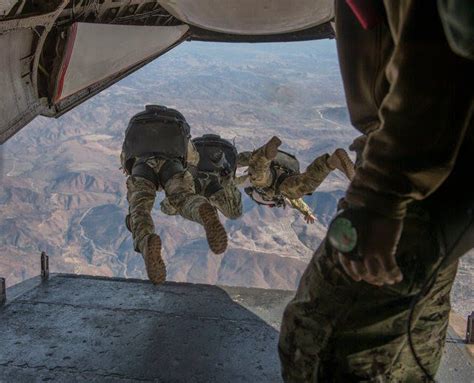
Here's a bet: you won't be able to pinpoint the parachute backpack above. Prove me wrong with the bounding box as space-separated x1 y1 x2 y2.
272 150 300 175
192 134 238 177
245 149 301 208
121 105 191 175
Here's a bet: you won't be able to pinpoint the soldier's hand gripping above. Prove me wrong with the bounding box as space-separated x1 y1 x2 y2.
329 208 404 286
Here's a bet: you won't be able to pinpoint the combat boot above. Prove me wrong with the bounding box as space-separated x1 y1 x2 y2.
142 233 167 285
262 136 282 160
251 136 282 163
248 136 282 187
199 203 228 254
329 148 355 180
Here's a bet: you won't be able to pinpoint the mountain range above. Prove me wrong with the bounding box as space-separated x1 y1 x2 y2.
0 40 471 317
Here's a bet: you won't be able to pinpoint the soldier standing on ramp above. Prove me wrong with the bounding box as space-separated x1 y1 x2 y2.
237 136 355 222
279 1 473 381
121 105 227 285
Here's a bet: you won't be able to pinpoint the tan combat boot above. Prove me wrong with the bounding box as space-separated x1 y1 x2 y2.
329 148 356 180
199 203 228 254
142 234 167 285
262 135 282 160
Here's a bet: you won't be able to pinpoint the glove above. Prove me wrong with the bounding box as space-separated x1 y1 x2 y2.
328 207 404 286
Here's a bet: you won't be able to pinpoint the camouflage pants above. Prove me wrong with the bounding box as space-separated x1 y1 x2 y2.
126 158 208 253
208 184 242 219
161 173 242 220
248 149 332 200
279 206 459 382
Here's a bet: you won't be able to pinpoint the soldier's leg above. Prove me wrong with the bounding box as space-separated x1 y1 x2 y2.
279 239 357 382
248 136 282 187
164 169 228 254
164 169 208 224
126 176 156 253
280 150 355 200
126 175 166 284
279 206 456 382
279 154 333 200
389 260 458 381
208 183 243 220
327 149 355 180
325 258 459 382
160 197 178 216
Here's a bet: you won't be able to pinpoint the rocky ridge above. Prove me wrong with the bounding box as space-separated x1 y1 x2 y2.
0 40 471 316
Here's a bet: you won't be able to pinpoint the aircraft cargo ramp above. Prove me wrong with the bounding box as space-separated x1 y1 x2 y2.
0 274 472 382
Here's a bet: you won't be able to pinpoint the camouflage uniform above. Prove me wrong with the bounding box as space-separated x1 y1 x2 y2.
286 198 313 218
279 203 460 382
279 0 473 381
238 172 314 219
161 143 242 220
126 156 209 254
237 151 330 219
160 174 242 220
240 150 332 200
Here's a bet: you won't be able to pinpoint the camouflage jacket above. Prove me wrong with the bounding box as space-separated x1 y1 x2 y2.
237 174 314 219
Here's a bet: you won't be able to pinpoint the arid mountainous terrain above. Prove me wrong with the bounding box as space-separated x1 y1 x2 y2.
0 40 471 316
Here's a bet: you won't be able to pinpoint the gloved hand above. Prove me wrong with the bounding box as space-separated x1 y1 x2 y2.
304 213 316 224
329 207 404 286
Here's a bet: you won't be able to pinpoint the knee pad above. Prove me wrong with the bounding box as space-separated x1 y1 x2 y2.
131 162 160 187
204 178 224 198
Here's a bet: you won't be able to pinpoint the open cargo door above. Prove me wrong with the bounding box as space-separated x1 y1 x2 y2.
53 23 189 104
0 0 334 144
0 21 188 143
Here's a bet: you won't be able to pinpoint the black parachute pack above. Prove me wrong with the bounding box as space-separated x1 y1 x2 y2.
272 150 300 175
121 105 191 174
245 150 300 208
192 134 238 177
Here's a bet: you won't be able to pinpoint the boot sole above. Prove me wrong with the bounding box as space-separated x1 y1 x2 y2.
145 235 166 285
199 203 228 254
334 149 355 180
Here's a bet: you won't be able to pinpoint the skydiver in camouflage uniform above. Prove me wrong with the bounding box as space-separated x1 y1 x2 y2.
161 134 242 221
237 136 354 223
279 1 474 382
122 105 228 285
238 172 317 223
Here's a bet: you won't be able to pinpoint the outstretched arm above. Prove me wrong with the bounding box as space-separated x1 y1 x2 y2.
287 198 316 224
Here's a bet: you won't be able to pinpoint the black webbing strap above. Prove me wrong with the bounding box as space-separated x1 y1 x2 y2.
131 161 160 187
159 159 184 186
274 169 290 193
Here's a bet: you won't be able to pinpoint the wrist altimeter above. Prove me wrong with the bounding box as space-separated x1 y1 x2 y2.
327 208 364 261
